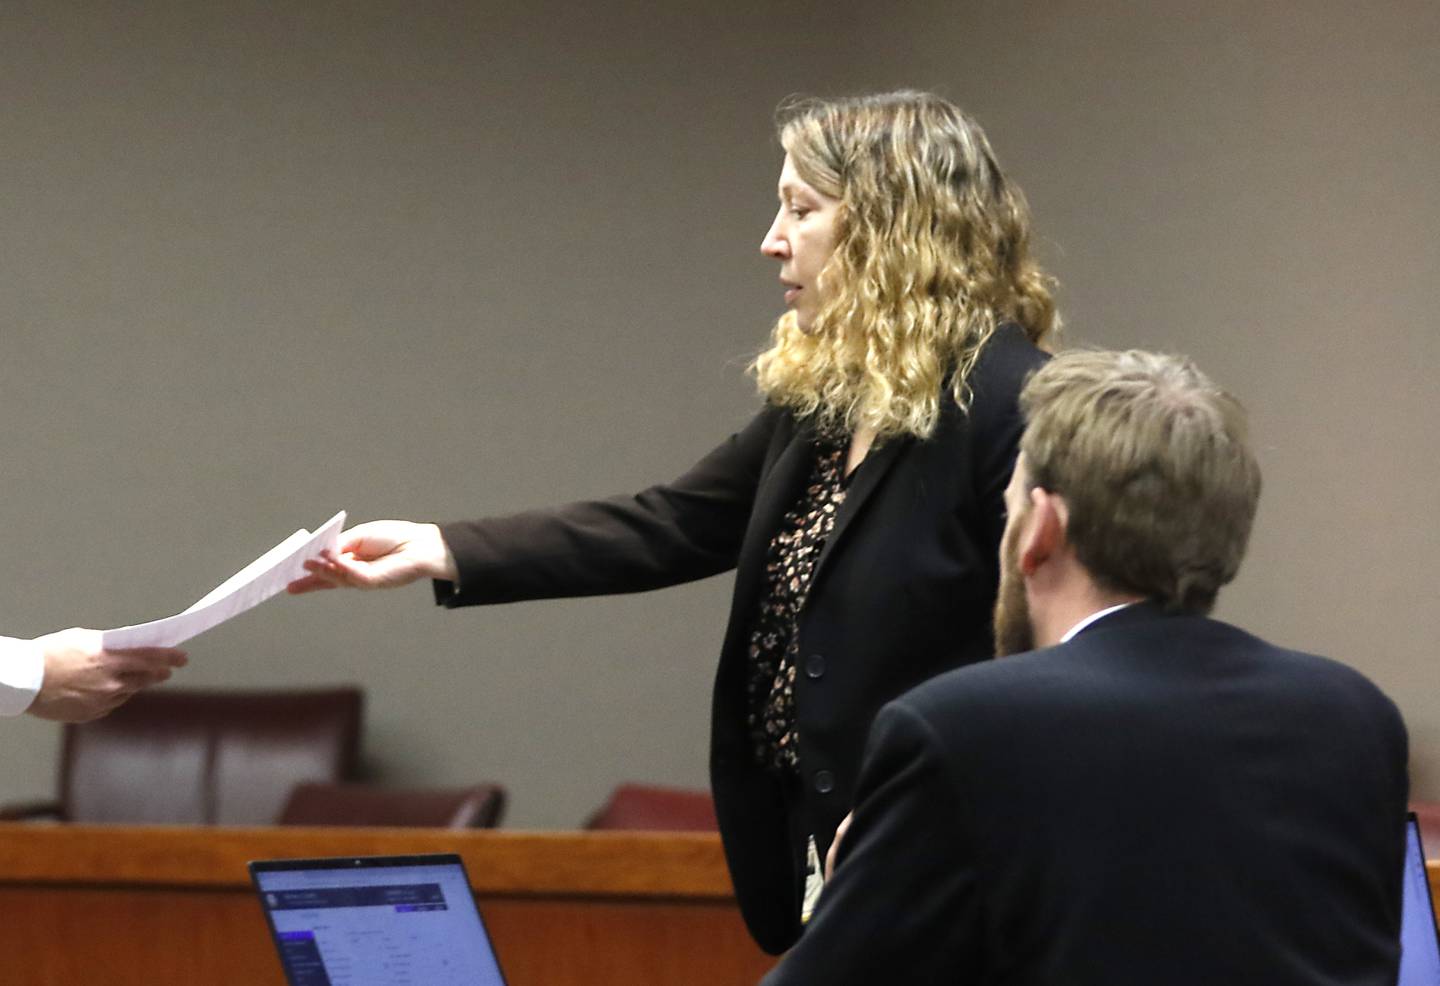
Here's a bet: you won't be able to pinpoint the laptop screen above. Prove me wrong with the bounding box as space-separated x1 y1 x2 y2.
250 854 507 986
1400 814 1440 986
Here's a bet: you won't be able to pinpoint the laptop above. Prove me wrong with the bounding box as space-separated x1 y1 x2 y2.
1401 812 1440 986
250 854 507 986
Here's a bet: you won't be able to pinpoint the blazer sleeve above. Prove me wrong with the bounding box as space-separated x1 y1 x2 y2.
433 406 781 606
761 699 983 986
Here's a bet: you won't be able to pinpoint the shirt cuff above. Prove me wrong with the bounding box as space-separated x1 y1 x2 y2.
0 635 45 716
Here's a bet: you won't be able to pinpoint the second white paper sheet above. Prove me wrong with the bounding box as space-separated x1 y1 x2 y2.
101 510 347 649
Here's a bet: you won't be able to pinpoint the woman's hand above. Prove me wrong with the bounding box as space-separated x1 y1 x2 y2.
286 520 458 593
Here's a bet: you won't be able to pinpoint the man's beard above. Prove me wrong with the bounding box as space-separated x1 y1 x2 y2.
993 534 1034 657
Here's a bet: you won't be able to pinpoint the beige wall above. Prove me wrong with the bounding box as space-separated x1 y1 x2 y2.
1 0 1435 827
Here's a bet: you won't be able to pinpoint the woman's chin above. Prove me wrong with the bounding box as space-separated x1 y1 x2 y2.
773 309 805 335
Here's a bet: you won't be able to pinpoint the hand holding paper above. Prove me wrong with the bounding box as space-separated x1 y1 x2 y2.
26 628 187 723
286 519 457 594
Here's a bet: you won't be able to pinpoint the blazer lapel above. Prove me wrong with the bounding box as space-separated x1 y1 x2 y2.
727 419 822 625
727 423 909 632
808 435 909 595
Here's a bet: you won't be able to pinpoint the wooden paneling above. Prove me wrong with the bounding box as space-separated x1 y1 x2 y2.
1 825 1431 984
0 825 776 986
1431 861 1440 934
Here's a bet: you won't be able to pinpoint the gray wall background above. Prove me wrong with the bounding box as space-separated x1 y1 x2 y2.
1 0 1435 828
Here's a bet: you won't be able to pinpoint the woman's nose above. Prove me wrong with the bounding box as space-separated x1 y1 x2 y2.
760 212 789 258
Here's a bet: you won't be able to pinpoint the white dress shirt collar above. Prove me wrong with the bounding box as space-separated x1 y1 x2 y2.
1059 602 1137 643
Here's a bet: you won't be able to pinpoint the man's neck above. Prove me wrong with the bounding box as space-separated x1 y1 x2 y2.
1033 586 1146 649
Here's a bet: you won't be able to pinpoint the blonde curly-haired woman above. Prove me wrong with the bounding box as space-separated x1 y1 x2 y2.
290 90 1057 954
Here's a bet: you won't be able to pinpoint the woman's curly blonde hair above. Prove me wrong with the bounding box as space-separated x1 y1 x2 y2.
751 91 1059 439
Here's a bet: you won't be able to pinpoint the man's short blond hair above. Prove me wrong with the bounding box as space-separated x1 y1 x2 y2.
1019 350 1262 614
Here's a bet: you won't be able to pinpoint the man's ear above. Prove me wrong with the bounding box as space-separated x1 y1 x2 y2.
1017 487 1068 576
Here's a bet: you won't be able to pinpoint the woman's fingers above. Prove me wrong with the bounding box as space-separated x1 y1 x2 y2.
286 521 449 593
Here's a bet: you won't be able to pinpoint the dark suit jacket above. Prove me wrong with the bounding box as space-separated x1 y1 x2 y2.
434 323 1047 953
763 603 1409 985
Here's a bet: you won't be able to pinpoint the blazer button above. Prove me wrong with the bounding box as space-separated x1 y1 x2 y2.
813 770 835 794
804 653 826 679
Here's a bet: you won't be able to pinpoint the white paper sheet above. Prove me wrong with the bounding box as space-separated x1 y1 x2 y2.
101 510 347 649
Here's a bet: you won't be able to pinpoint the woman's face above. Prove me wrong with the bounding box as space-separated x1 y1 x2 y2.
761 153 841 332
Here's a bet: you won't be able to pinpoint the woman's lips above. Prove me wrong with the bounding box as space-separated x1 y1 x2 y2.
782 282 801 304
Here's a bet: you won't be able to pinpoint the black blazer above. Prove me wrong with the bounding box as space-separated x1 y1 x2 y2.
764 603 1409 985
436 323 1047 953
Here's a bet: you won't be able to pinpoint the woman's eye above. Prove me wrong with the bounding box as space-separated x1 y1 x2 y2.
790 207 810 219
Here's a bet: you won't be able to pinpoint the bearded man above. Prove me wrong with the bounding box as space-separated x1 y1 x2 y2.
762 349 1407 986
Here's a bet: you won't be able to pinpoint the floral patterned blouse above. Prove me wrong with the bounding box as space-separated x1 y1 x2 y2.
746 436 850 775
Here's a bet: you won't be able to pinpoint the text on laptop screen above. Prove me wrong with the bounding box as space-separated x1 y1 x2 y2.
254 858 505 986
